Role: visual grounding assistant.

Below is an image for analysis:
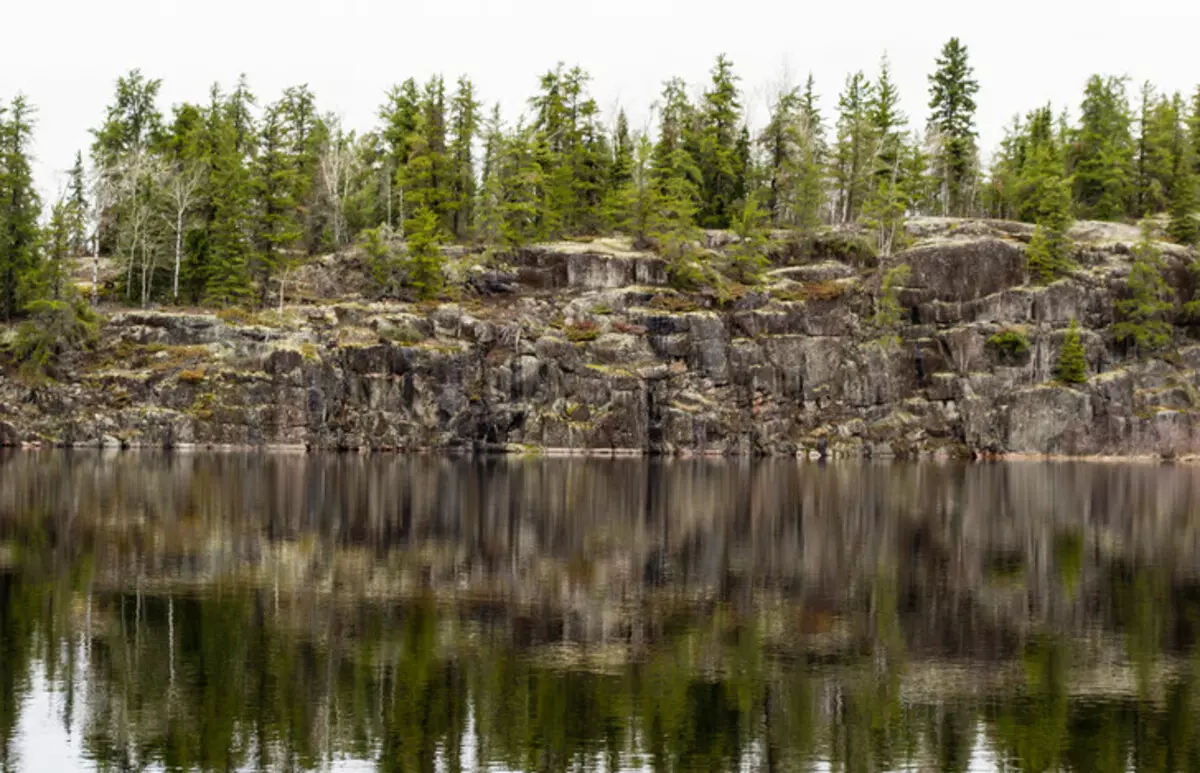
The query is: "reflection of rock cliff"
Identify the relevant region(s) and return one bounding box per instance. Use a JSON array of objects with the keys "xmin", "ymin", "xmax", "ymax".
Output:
[
  {"xmin": 4, "ymin": 455, "xmax": 1200, "ymax": 660},
  {"xmin": 3, "ymin": 218, "xmax": 1200, "ymax": 456}
]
